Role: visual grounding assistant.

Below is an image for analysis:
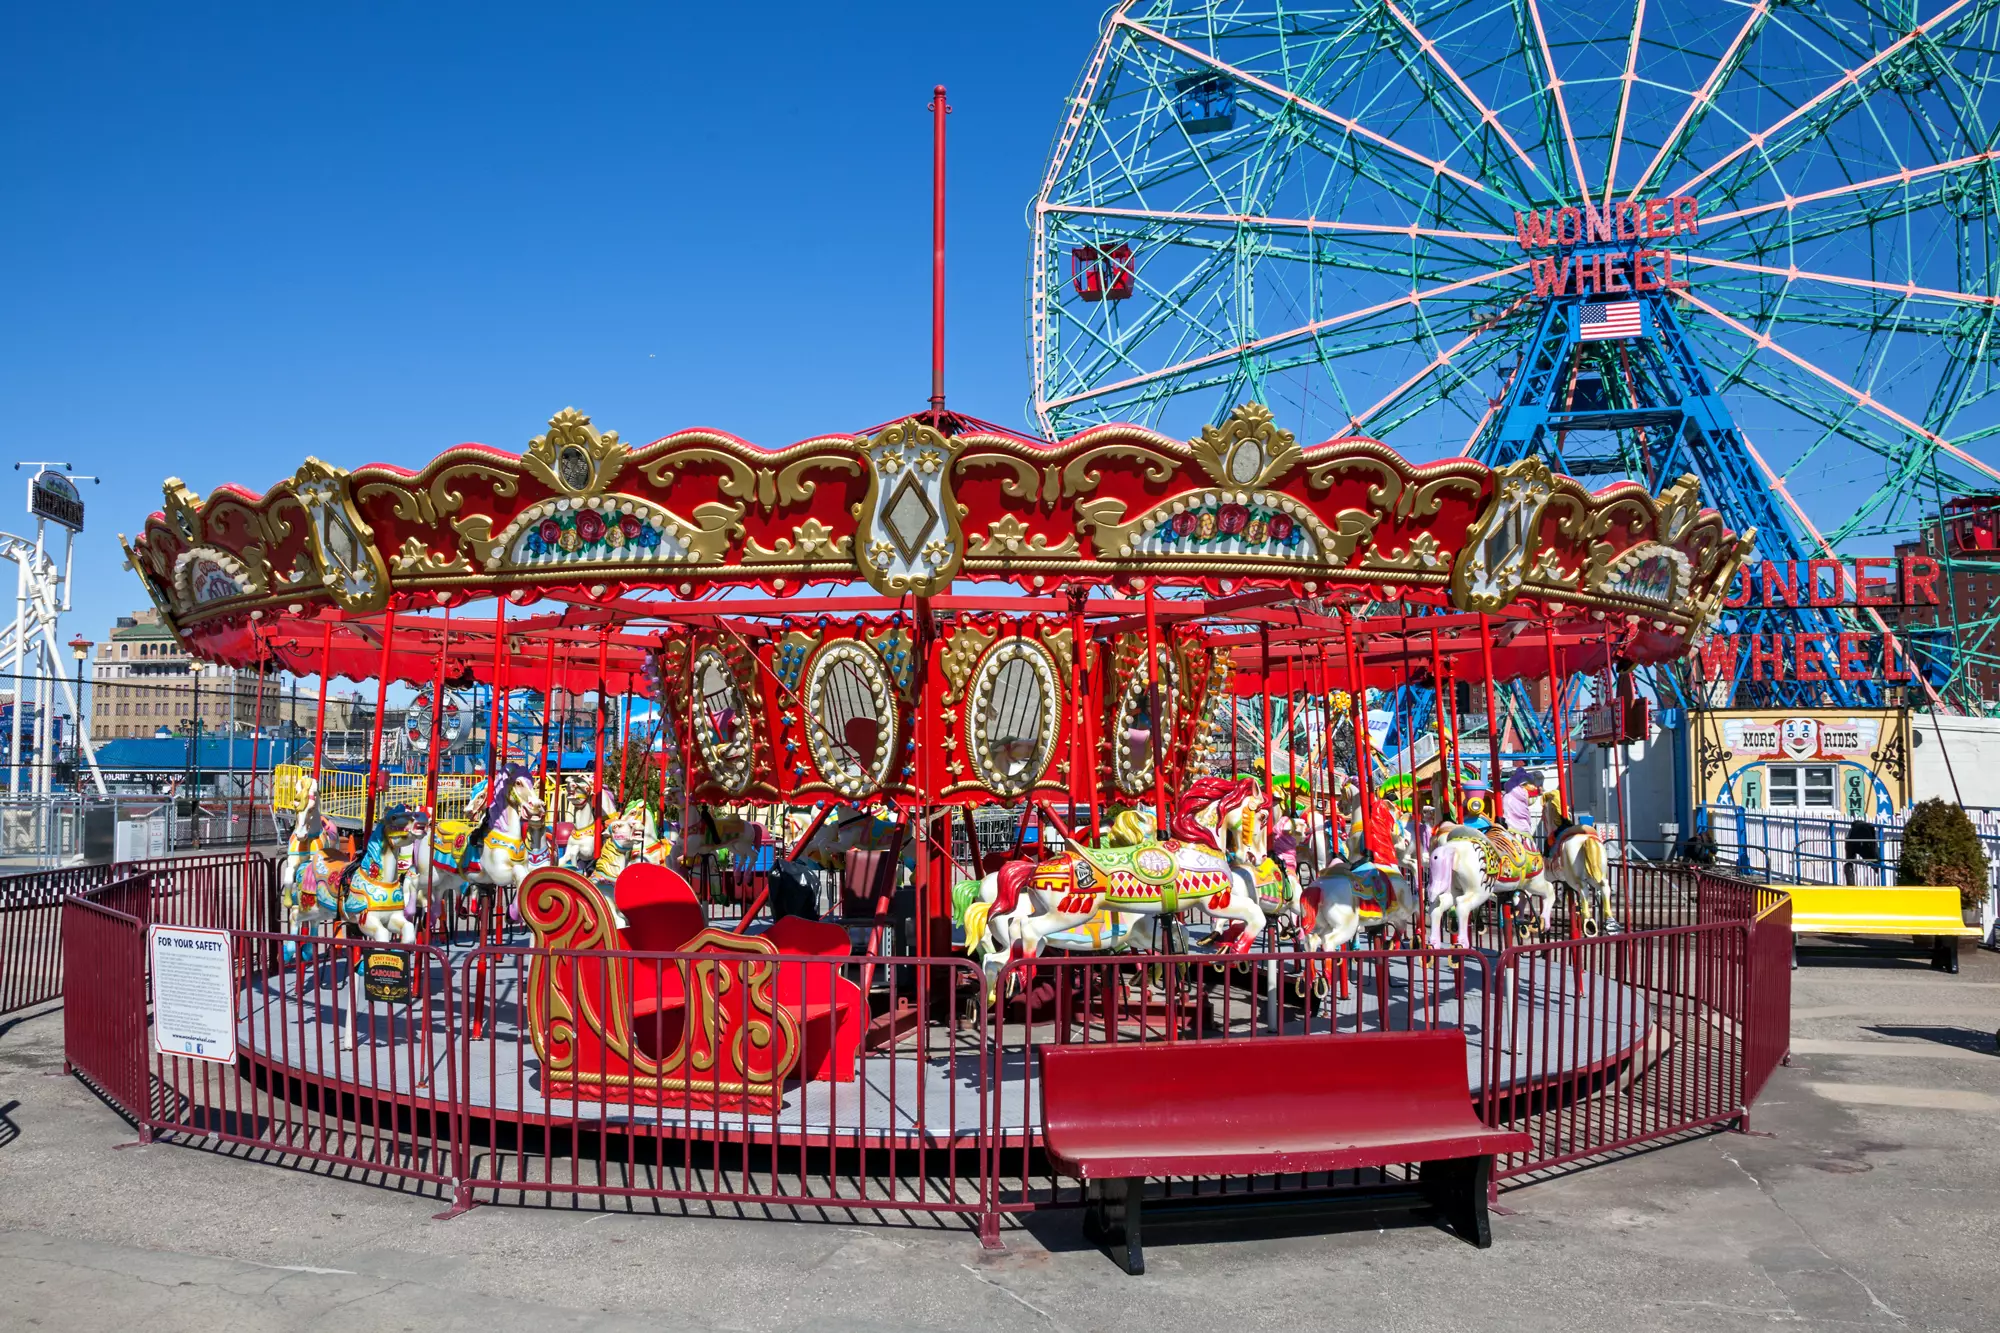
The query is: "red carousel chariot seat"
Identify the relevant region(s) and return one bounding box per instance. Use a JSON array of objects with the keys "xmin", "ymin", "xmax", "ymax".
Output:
[{"xmin": 517, "ymin": 864, "xmax": 864, "ymax": 1109}]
